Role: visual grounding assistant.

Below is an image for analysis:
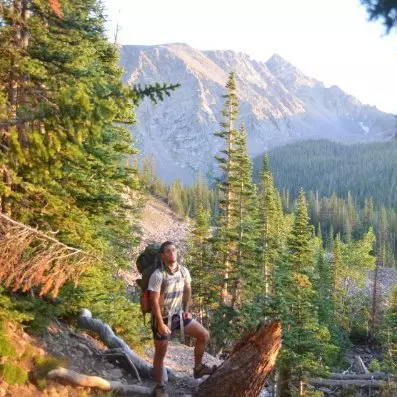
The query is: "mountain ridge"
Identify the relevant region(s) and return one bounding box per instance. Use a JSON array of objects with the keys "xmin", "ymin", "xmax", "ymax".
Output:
[{"xmin": 120, "ymin": 43, "xmax": 395, "ymax": 183}]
